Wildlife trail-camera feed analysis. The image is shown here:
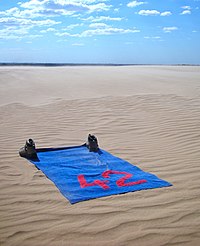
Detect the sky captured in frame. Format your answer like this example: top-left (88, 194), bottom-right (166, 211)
top-left (0, 0), bottom-right (200, 64)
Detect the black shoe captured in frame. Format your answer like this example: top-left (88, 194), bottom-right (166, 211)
top-left (87, 134), bottom-right (99, 152)
top-left (19, 139), bottom-right (38, 161)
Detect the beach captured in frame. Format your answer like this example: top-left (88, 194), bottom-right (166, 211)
top-left (0, 65), bottom-right (200, 246)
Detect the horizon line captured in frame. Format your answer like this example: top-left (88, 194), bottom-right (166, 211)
top-left (0, 62), bottom-right (199, 67)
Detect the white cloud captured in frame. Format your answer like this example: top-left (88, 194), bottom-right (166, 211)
top-left (79, 27), bottom-right (140, 37)
top-left (50, 0), bottom-right (108, 4)
top-left (56, 32), bottom-right (78, 37)
top-left (160, 11), bottom-right (172, 16)
top-left (0, 26), bottom-right (42, 40)
top-left (81, 16), bottom-right (123, 22)
top-left (40, 27), bottom-right (56, 33)
top-left (0, 16), bottom-right (59, 40)
top-left (127, 1), bottom-right (147, 8)
top-left (2, 1), bottom-right (111, 19)
top-left (138, 10), bottom-right (172, 16)
top-left (181, 6), bottom-right (191, 10)
top-left (89, 23), bottom-right (109, 28)
top-left (0, 7), bottom-right (19, 16)
top-left (138, 10), bottom-right (160, 15)
top-left (46, 27), bottom-right (56, 31)
top-left (56, 26), bottom-right (140, 38)
top-left (0, 27), bottom-right (28, 36)
top-left (180, 10), bottom-right (191, 15)
top-left (0, 7), bottom-right (28, 18)
top-left (26, 34), bottom-right (43, 39)
top-left (0, 6), bottom-right (67, 19)
top-left (19, 1), bottom-right (87, 17)
top-left (88, 3), bottom-right (111, 12)
top-left (144, 36), bottom-right (160, 39)
top-left (62, 23), bottom-right (84, 30)
top-left (0, 17), bottom-right (60, 27)
top-left (72, 43), bottom-right (84, 46)
top-left (180, 6), bottom-right (191, 15)
top-left (19, 0), bottom-right (44, 9)
top-left (18, 0), bottom-right (111, 16)
top-left (163, 26), bottom-right (178, 33)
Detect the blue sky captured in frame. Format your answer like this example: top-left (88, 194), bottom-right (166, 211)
top-left (0, 0), bottom-right (199, 64)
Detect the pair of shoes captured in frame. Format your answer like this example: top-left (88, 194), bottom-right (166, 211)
top-left (19, 139), bottom-right (38, 160)
top-left (87, 134), bottom-right (99, 152)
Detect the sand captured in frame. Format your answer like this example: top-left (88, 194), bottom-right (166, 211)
top-left (0, 66), bottom-right (200, 246)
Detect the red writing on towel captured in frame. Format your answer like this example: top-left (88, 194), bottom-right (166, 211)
top-left (77, 170), bottom-right (147, 190)
top-left (102, 170), bottom-right (147, 187)
top-left (77, 174), bottom-right (109, 190)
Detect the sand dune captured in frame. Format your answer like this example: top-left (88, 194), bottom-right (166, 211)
top-left (0, 66), bottom-right (200, 246)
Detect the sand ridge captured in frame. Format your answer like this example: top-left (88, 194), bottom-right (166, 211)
top-left (0, 66), bottom-right (200, 246)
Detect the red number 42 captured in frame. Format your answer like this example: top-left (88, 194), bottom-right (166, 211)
top-left (77, 170), bottom-right (147, 190)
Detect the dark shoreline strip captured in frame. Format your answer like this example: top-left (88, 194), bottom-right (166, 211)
top-left (0, 63), bottom-right (199, 67)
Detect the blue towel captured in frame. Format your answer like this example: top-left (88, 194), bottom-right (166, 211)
top-left (29, 144), bottom-right (172, 204)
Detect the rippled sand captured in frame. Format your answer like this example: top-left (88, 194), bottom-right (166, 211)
top-left (0, 66), bottom-right (200, 246)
